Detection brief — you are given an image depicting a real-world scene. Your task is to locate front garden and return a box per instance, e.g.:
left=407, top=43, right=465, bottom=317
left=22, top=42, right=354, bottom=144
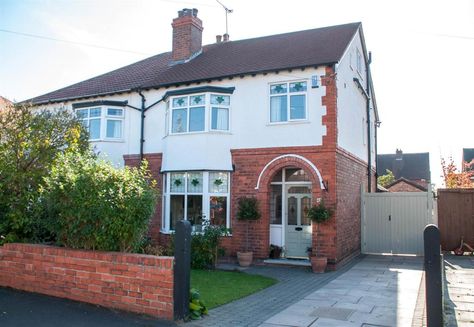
left=0, top=103, right=277, bottom=319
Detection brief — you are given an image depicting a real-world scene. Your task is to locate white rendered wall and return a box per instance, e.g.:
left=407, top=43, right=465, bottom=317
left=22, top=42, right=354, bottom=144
left=336, top=30, right=377, bottom=167
left=39, top=67, right=329, bottom=171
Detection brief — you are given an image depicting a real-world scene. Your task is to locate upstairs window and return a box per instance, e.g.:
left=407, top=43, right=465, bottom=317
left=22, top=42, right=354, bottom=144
left=270, top=81, right=307, bottom=123
left=170, top=93, right=230, bottom=134
left=75, top=106, right=124, bottom=140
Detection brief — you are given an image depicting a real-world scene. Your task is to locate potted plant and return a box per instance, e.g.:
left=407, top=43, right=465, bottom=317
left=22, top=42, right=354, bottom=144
left=236, top=196, right=261, bottom=267
left=307, top=200, right=333, bottom=273
left=269, top=244, right=282, bottom=259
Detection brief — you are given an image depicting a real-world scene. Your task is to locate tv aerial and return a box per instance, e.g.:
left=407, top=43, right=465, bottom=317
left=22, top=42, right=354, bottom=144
left=216, top=0, right=233, bottom=36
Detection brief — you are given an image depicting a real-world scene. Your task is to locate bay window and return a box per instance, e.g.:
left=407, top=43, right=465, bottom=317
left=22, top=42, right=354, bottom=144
left=163, top=171, right=230, bottom=232
left=269, top=81, right=307, bottom=123
left=169, top=93, right=230, bottom=134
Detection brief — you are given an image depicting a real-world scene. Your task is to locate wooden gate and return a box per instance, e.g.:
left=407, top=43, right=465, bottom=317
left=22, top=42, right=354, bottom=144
left=361, top=187, right=435, bottom=255
left=437, top=189, right=474, bottom=251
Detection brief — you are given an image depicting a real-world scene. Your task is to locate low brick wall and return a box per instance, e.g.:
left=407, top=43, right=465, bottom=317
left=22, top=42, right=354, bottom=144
left=0, top=243, right=174, bottom=319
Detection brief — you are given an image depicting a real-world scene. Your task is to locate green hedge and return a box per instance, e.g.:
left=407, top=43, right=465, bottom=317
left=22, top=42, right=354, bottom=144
left=40, top=151, right=158, bottom=252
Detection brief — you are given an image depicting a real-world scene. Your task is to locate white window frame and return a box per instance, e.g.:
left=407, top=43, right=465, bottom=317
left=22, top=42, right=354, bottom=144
left=75, top=106, right=125, bottom=141
left=169, top=93, right=231, bottom=135
left=162, top=171, right=231, bottom=233
left=268, top=80, right=308, bottom=124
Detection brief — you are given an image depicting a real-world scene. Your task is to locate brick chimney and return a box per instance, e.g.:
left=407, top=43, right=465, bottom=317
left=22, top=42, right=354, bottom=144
left=171, top=8, right=203, bottom=63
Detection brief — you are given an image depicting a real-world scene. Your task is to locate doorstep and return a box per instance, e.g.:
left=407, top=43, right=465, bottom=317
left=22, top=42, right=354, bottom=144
left=263, top=258, right=311, bottom=267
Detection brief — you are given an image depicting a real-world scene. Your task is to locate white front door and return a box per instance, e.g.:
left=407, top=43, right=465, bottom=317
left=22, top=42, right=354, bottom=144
left=285, top=186, right=312, bottom=258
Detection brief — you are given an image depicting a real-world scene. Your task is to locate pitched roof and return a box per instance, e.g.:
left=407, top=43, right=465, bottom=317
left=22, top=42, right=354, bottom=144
left=28, top=22, right=361, bottom=105
left=377, top=152, right=431, bottom=181
left=0, top=96, right=13, bottom=109
left=386, top=177, right=428, bottom=192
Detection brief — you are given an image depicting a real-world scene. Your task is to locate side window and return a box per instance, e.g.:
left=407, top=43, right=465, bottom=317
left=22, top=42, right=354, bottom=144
left=210, top=94, right=230, bottom=131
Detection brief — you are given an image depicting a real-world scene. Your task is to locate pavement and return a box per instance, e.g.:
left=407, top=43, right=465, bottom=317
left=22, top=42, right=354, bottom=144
left=0, top=287, right=177, bottom=327
left=258, top=255, right=424, bottom=327
left=443, top=255, right=474, bottom=326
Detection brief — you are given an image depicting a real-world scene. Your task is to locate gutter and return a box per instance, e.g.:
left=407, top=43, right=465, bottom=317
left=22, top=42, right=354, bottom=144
left=126, top=89, right=164, bottom=161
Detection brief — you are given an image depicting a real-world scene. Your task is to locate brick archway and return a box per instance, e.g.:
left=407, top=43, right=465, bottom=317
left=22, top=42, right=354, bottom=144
left=252, top=154, right=327, bottom=259
left=256, top=154, right=325, bottom=194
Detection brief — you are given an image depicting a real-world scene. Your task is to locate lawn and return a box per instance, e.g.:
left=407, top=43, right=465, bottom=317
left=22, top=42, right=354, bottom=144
left=190, top=269, right=277, bottom=309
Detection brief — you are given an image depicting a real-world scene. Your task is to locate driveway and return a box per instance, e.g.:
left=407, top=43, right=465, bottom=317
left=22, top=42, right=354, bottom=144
left=259, top=255, right=424, bottom=327
left=0, top=287, right=176, bottom=327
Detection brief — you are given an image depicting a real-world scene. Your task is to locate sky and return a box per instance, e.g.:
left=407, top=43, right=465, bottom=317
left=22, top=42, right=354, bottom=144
left=1, top=0, right=473, bottom=187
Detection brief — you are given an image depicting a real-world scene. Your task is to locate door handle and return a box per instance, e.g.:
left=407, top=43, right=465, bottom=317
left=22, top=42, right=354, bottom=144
left=295, top=227, right=303, bottom=231
left=389, top=215, right=391, bottom=221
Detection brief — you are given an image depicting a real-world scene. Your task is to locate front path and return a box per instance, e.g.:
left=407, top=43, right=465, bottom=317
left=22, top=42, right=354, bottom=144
left=260, top=256, right=423, bottom=327
left=187, top=259, right=359, bottom=327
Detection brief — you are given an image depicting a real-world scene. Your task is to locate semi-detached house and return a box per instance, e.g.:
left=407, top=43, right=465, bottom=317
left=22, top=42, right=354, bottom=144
left=30, top=8, right=379, bottom=269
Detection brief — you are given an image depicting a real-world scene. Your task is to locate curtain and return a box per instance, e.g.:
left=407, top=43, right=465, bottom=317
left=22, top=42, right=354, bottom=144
left=270, top=96, right=287, bottom=122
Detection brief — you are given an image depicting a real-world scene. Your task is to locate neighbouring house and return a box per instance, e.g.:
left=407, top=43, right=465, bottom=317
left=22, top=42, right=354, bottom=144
left=27, top=8, right=379, bottom=269
left=462, top=148, right=474, bottom=181
left=377, top=149, right=430, bottom=192
left=0, top=96, right=13, bottom=110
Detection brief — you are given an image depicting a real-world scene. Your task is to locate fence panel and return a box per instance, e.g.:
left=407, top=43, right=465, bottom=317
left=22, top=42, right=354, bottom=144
left=437, top=189, right=474, bottom=251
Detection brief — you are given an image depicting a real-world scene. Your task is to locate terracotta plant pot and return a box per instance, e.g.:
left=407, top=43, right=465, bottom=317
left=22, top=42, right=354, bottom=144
left=310, top=256, right=327, bottom=273
left=237, top=251, right=253, bottom=267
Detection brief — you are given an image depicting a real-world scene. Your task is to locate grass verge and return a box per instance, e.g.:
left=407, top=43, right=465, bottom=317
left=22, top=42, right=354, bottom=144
left=191, top=269, right=277, bottom=309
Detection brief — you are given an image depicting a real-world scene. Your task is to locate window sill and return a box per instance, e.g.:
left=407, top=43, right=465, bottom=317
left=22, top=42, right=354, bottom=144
left=267, top=120, right=310, bottom=126
left=164, top=131, right=232, bottom=138
left=160, top=229, right=232, bottom=237
left=90, top=138, right=125, bottom=143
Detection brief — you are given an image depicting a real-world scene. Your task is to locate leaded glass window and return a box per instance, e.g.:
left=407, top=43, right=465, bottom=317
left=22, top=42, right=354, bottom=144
left=269, top=81, right=307, bottom=122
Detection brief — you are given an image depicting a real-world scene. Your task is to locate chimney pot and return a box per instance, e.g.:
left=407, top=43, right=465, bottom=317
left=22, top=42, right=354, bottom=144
left=216, top=35, right=222, bottom=43
left=171, top=8, right=203, bottom=62
left=223, top=33, right=229, bottom=42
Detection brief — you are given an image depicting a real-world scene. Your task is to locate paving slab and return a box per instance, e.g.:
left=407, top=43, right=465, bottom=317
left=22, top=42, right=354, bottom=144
left=260, top=255, right=424, bottom=327
left=443, top=255, right=474, bottom=326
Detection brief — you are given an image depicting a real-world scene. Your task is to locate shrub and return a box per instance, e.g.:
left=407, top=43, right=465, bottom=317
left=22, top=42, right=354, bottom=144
left=191, top=221, right=229, bottom=269
left=40, top=151, right=157, bottom=252
left=0, top=103, right=89, bottom=244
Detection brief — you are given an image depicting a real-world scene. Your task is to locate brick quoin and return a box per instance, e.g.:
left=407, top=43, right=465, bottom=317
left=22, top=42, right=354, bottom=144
left=124, top=66, right=375, bottom=270
left=0, top=243, right=174, bottom=320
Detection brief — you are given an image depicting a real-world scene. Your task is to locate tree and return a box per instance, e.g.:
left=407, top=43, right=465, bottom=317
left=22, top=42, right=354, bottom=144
left=440, top=156, right=473, bottom=188
left=378, top=169, right=395, bottom=187
left=0, top=103, right=89, bottom=243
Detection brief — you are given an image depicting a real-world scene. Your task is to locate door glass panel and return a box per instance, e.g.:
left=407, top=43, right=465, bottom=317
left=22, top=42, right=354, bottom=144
left=301, top=197, right=311, bottom=226
left=285, top=168, right=310, bottom=182
left=210, top=196, right=227, bottom=227
left=271, top=170, right=283, bottom=182
left=270, top=185, right=282, bottom=224
left=287, top=196, right=297, bottom=225
left=187, top=195, right=203, bottom=232
left=170, top=195, right=184, bottom=230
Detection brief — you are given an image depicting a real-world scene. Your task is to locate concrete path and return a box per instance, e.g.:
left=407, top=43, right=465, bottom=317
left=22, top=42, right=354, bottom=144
left=259, top=255, right=423, bottom=327
left=188, top=259, right=359, bottom=327
left=444, top=255, right=474, bottom=327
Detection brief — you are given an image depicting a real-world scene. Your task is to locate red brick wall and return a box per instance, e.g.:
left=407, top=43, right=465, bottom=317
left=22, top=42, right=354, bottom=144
left=231, top=146, right=337, bottom=261
left=335, top=149, right=365, bottom=267
left=0, top=243, right=174, bottom=319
